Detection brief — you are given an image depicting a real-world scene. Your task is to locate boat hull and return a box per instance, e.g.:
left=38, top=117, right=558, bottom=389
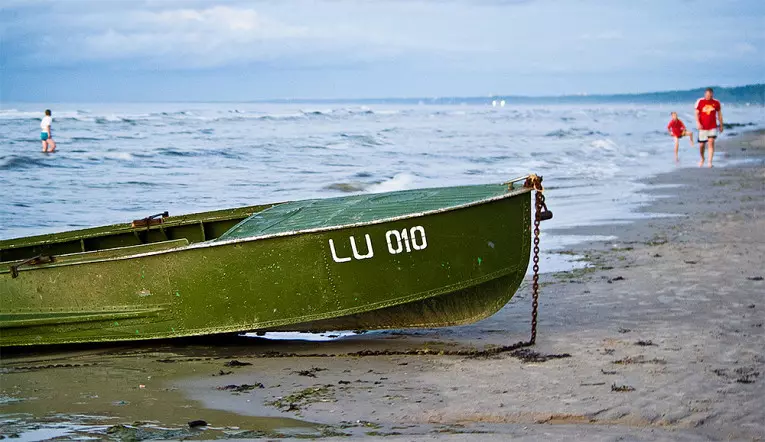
left=0, top=190, right=531, bottom=346
left=265, top=273, right=525, bottom=332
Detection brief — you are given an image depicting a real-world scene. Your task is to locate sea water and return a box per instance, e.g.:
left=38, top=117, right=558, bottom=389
left=1, top=102, right=763, bottom=264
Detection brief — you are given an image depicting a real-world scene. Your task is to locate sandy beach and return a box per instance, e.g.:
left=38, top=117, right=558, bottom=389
left=1, top=130, right=763, bottom=441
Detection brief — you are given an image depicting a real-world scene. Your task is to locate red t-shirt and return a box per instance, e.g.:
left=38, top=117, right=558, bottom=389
left=695, top=98, right=721, bottom=130
left=667, top=119, right=686, bottom=137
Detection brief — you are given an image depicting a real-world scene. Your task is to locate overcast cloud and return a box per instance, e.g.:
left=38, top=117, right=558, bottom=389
left=1, top=0, right=764, bottom=101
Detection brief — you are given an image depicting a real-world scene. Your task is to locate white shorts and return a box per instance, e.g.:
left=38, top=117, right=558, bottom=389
left=698, top=128, right=718, bottom=142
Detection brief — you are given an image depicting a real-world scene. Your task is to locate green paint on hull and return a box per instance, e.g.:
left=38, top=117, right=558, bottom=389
left=0, top=183, right=533, bottom=347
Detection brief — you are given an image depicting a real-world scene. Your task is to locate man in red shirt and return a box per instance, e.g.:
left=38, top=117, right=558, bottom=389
left=695, top=87, right=724, bottom=168
left=667, top=111, right=693, bottom=162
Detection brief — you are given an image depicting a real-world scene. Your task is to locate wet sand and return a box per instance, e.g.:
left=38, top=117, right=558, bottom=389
left=1, top=131, right=764, bottom=440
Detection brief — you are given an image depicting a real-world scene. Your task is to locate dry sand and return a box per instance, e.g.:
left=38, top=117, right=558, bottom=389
left=1, top=131, right=763, bottom=441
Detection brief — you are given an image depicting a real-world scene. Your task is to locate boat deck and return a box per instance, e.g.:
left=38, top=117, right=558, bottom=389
left=218, top=183, right=528, bottom=241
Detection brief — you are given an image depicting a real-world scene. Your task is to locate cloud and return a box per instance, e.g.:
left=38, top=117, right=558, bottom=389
left=6, top=2, right=496, bottom=70
left=2, top=0, right=764, bottom=100
left=733, top=42, right=758, bottom=55
left=32, top=6, right=312, bottom=68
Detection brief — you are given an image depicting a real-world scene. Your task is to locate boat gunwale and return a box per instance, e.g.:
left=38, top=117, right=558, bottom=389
left=0, top=184, right=532, bottom=275
left=0, top=203, right=279, bottom=251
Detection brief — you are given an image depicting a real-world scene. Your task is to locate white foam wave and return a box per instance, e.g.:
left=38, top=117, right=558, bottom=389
left=300, top=108, right=334, bottom=115
left=325, top=142, right=351, bottom=150
left=0, top=109, right=39, bottom=120
left=590, top=138, right=619, bottom=150
left=87, top=152, right=135, bottom=161
left=368, top=173, right=416, bottom=193
left=0, top=109, right=83, bottom=120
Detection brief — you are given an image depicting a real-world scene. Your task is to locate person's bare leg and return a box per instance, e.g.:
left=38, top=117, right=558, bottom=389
left=674, top=137, right=680, bottom=162
left=42, top=140, right=47, bottom=152
left=688, top=131, right=694, bottom=146
left=48, top=138, right=56, bottom=153
left=698, top=142, right=705, bottom=167
left=707, top=137, right=715, bottom=168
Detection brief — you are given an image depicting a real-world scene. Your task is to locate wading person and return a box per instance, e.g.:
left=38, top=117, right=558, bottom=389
left=40, top=109, right=56, bottom=153
left=695, top=88, right=723, bottom=168
left=667, top=111, right=694, bottom=162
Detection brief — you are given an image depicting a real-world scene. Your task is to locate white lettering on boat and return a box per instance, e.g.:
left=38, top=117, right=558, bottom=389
left=410, top=226, right=427, bottom=250
left=330, top=226, right=427, bottom=263
left=387, top=226, right=427, bottom=254
left=401, top=228, right=412, bottom=252
left=385, top=230, right=404, bottom=254
left=329, top=239, right=352, bottom=263
left=350, top=234, right=374, bottom=260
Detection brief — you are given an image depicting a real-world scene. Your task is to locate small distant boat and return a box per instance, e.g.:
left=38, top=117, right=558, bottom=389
left=0, top=177, right=548, bottom=347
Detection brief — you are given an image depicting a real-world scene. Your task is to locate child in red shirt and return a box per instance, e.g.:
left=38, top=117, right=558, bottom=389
left=667, top=112, right=693, bottom=162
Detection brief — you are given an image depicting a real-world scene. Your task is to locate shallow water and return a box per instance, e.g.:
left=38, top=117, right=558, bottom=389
left=0, top=344, right=337, bottom=441
left=2, top=102, right=762, bottom=247
left=2, top=110, right=764, bottom=437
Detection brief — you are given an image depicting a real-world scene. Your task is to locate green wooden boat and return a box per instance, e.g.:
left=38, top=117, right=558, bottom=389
left=0, top=177, right=545, bottom=347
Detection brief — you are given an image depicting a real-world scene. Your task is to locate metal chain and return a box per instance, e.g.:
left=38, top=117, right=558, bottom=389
left=530, top=190, right=544, bottom=345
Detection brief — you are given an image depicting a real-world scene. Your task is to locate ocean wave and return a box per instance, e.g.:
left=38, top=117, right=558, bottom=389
left=116, top=180, right=161, bottom=187
left=430, top=110, right=468, bottom=117
left=324, top=182, right=368, bottom=192
left=372, top=109, right=401, bottom=116
left=0, top=111, right=92, bottom=123
left=154, top=147, right=244, bottom=159
left=590, top=139, right=619, bottom=150
left=0, top=109, right=43, bottom=120
left=324, top=172, right=415, bottom=194
left=86, top=152, right=136, bottom=161
left=545, top=128, right=608, bottom=138
left=157, top=148, right=197, bottom=157
left=254, top=113, right=303, bottom=121
left=294, top=144, right=329, bottom=150
left=300, top=109, right=333, bottom=116
left=206, top=148, right=244, bottom=160
left=153, top=111, right=192, bottom=117
left=295, top=107, right=402, bottom=118
left=301, top=107, right=374, bottom=116
left=368, top=173, right=415, bottom=193
left=325, top=142, right=351, bottom=150
left=167, top=130, right=196, bottom=135
left=339, top=133, right=385, bottom=146
left=723, top=122, right=757, bottom=129
left=94, top=117, right=139, bottom=125
left=0, top=155, right=56, bottom=170
left=3, top=107, right=406, bottom=126
left=69, top=136, right=108, bottom=142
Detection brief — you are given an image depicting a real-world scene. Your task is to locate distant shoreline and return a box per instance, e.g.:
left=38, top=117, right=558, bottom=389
left=258, top=83, right=765, bottom=106
left=4, top=84, right=763, bottom=106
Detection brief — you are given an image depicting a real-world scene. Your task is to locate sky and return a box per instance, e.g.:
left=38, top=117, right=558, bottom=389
left=1, top=0, right=764, bottom=102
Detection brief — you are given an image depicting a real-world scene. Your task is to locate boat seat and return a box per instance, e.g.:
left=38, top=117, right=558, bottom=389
left=1, top=238, right=189, bottom=274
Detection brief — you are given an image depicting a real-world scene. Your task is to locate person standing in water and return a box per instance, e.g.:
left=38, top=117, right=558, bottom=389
left=695, top=88, right=723, bottom=168
left=40, top=109, right=56, bottom=153
left=667, top=111, right=694, bottom=162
